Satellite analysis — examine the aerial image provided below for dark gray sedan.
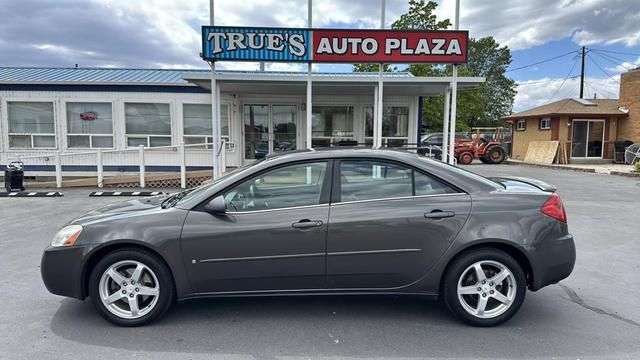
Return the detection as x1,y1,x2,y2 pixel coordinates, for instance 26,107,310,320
41,149,575,327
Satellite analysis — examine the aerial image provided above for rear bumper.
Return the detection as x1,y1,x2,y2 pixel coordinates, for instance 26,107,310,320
40,245,88,300
529,234,576,291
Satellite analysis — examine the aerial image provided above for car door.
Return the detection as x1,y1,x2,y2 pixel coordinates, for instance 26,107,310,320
181,161,331,294
326,159,471,289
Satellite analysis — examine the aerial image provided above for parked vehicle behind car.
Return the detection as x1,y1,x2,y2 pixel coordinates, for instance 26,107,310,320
41,149,575,327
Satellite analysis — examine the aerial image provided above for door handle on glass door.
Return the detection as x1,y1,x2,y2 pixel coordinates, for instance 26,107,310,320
292,219,324,229
424,210,455,219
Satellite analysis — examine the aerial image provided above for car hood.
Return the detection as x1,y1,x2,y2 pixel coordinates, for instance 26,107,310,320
70,195,168,224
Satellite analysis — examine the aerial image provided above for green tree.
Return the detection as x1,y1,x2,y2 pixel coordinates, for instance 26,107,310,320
353,0,516,132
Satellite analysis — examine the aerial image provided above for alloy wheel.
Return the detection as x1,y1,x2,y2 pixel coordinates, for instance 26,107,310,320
456,260,516,319
98,260,160,319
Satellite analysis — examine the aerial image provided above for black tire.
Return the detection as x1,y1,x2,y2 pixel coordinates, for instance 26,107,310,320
479,157,489,164
458,152,474,165
486,146,506,164
442,248,526,327
88,248,174,326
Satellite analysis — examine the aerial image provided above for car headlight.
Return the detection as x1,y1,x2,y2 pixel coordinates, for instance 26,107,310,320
51,225,83,247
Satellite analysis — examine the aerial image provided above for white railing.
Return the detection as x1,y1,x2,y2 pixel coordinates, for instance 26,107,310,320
9,140,226,189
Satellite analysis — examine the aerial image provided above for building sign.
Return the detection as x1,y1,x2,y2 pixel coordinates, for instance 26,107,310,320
202,26,468,64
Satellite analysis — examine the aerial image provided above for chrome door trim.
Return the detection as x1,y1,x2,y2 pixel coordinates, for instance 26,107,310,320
200,252,325,263
328,248,422,256
226,203,329,214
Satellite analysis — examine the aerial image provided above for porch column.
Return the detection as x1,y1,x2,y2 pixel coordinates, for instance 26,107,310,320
374,0,385,149
306,0,313,149
209,0,222,178
442,87,451,162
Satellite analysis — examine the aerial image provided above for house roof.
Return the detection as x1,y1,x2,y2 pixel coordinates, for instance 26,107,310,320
0,67,414,86
503,98,628,120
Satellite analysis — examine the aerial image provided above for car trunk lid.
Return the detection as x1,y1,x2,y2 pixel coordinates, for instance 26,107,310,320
489,176,557,193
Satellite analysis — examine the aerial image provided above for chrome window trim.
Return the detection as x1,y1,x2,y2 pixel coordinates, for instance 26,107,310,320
332,192,468,206
226,203,329,215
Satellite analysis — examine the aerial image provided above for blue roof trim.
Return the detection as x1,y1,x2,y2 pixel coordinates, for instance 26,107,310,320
0,84,210,93
0,66,414,86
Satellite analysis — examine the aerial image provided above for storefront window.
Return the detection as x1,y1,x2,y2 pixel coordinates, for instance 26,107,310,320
66,102,113,148
365,106,409,148
183,103,230,148
125,103,171,147
312,106,354,147
8,102,56,148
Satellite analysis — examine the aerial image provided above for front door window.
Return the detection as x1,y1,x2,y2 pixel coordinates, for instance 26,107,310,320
572,120,604,158
244,104,297,160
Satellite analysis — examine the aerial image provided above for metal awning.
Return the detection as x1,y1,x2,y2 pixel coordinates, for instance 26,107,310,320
182,71,485,96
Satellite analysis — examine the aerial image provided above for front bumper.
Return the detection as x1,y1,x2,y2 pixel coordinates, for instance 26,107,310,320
529,233,576,291
41,245,88,300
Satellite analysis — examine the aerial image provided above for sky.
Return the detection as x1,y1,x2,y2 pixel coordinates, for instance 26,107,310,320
1,0,639,112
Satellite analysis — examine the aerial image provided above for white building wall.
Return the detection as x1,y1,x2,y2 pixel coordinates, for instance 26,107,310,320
0,89,418,175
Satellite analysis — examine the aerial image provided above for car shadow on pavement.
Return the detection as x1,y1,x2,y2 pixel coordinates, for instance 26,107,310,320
47,287,634,359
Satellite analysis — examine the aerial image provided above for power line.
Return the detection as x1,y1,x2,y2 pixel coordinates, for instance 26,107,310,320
587,53,618,81
588,48,640,57
515,76,579,86
591,50,635,70
507,49,579,72
545,57,580,103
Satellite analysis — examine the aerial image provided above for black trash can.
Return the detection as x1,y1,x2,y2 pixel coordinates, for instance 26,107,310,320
4,161,25,192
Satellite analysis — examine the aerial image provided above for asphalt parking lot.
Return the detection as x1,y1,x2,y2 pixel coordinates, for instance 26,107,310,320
1,164,639,360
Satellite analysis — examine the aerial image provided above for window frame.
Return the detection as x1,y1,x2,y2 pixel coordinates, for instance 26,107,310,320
64,101,115,149
311,105,356,146
5,99,57,150
363,104,411,148
331,158,465,204
516,119,527,131
182,102,232,149
198,159,334,214
124,102,173,148
539,117,551,130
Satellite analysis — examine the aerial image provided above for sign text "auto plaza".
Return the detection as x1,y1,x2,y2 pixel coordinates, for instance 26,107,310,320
202,27,468,64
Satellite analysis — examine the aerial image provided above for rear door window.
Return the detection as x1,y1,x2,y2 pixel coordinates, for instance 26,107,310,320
339,160,457,202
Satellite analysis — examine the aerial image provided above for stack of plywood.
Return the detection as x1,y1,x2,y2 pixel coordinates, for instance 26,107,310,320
524,141,560,165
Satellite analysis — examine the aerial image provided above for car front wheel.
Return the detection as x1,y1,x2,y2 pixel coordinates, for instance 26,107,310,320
443,249,526,326
88,248,174,326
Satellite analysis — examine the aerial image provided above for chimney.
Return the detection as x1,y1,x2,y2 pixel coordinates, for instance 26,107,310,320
618,69,640,142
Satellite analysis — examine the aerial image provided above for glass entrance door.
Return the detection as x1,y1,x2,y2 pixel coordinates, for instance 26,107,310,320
244,104,297,160
571,120,604,158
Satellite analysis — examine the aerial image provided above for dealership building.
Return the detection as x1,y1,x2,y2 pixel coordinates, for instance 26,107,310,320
0,67,483,173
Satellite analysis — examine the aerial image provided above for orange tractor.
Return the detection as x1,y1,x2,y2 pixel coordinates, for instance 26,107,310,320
454,127,508,165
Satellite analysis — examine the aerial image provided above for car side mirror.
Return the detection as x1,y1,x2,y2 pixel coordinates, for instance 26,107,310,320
204,195,226,215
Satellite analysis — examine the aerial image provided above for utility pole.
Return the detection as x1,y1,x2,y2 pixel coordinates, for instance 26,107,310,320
579,46,585,99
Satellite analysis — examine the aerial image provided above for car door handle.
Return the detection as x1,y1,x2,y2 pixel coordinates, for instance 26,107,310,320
292,219,324,229
424,210,455,219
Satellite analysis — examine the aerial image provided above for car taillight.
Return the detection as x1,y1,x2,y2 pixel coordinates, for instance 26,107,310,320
541,193,567,223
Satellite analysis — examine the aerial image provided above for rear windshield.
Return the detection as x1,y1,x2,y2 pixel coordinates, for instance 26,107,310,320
417,157,505,189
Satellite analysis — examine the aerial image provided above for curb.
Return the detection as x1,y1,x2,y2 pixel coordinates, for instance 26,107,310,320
89,191,166,197
505,160,640,177
0,191,63,197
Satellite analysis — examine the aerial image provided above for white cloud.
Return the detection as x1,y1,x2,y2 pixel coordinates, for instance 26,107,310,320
436,0,640,50
603,56,640,74
514,75,620,111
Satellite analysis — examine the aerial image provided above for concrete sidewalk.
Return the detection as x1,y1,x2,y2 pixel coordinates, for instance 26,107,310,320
506,159,639,177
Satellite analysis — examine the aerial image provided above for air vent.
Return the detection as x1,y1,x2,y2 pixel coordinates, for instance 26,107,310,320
572,98,596,106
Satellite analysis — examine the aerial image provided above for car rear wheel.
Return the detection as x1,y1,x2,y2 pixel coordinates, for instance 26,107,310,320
88,249,174,326
443,249,526,326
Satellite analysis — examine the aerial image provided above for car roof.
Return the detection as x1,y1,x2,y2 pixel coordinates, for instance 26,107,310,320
175,148,503,210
